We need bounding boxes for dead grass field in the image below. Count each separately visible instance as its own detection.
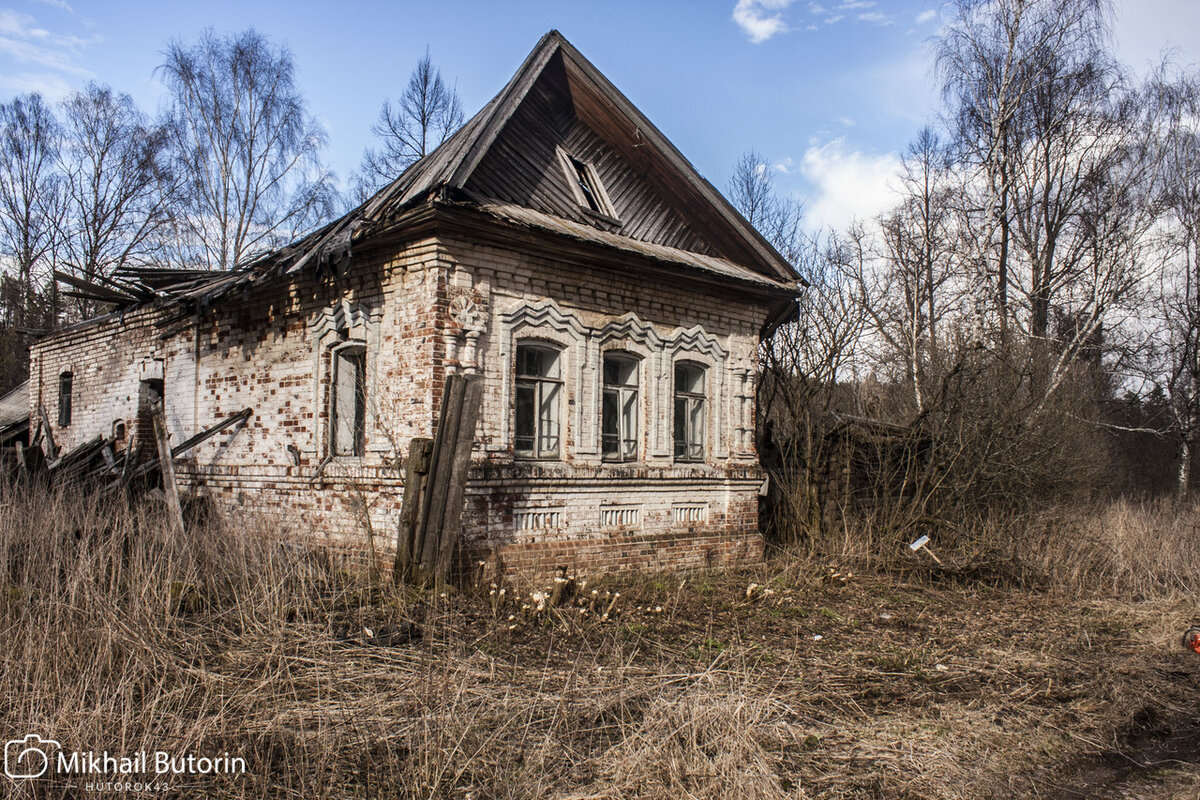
[2,486,1199,799]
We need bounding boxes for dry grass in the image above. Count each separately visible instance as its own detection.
[1,484,1199,798]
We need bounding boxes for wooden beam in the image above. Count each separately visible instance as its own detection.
[151,406,185,535]
[393,437,433,586]
[434,374,483,586]
[37,404,57,461]
[416,374,467,581]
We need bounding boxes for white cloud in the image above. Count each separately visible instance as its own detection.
[858,11,893,25]
[773,156,799,174]
[0,70,72,99]
[33,0,74,12]
[733,0,796,43]
[0,9,94,96]
[915,9,937,24]
[1111,0,1200,75]
[799,138,902,232]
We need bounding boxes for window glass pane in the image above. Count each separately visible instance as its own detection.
[688,397,705,459]
[539,382,560,455]
[604,355,637,387]
[674,395,688,458]
[675,363,704,394]
[515,383,535,455]
[602,389,618,456]
[333,349,364,456]
[517,345,560,379]
[621,390,638,457]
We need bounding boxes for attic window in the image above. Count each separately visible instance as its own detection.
[557,147,617,221]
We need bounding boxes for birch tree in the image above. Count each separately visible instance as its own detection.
[160,28,335,270]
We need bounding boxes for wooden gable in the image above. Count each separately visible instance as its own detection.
[464,53,718,256]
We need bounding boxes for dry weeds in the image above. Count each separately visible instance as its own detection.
[1,485,1198,798]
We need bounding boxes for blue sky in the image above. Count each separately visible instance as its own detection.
[1,0,1198,232]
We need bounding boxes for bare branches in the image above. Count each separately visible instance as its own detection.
[56,84,179,318]
[159,28,335,270]
[355,49,464,201]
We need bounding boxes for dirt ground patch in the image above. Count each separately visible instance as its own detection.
[410,558,1200,798]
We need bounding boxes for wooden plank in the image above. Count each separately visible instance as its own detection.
[433,374,484,586]
[393,437,433,585]
[119,432,137,489]
[151,406,185,535]
[416,374,467,579]
[168,408,252,459]
[37,404,57,461]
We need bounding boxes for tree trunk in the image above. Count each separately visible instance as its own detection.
[1178,434,1192,503]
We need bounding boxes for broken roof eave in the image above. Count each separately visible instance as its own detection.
[409,198,800,300]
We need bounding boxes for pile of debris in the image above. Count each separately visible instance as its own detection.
[1,391,251,530]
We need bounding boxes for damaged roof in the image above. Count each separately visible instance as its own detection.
[59,30,800,319]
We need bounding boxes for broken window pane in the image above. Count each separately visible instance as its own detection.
[58,371,72,428]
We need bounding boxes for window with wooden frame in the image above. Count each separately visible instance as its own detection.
[673,361,706,462]
[515,343,562,459]
[330,344,366,458]
[58,371,72,428]
[557,147,618,221]
[602,353,639,461]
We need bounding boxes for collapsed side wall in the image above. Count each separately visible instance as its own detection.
[29,237,443,544]
[175,238,442,541]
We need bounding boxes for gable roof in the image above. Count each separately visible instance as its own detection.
[59,31,800,321]
[359,30,799,283]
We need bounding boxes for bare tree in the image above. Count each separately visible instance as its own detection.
[759,231,867,542]
[727,150,806,265]
[355,49,464,200]
[57,84,177,318]
[938,0,1110,337]
[160,28,335,270]
[870,128,959,412]
[0,93,62,328]
[1148,66,1200,498]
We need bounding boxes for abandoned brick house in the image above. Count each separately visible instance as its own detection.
[27,31,801,575]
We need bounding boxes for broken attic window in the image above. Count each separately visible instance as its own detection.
[570,156,602,213]
[331,345,366,458]
[558,148,617,220]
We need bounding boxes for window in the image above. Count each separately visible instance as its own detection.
[515,344,562,459]
[330,345,366,457]
[602,353,638,461]
[557,147,617,220]
[673,362,706,462]
[58,371,72,428]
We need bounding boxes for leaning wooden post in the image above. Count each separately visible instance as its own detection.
[415,373,467,585]
[37,404,58,461]
[394,437,433,585]
[434,374,484,587]
[151,405,186,535]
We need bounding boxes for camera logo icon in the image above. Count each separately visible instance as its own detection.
[5,734,60,779]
